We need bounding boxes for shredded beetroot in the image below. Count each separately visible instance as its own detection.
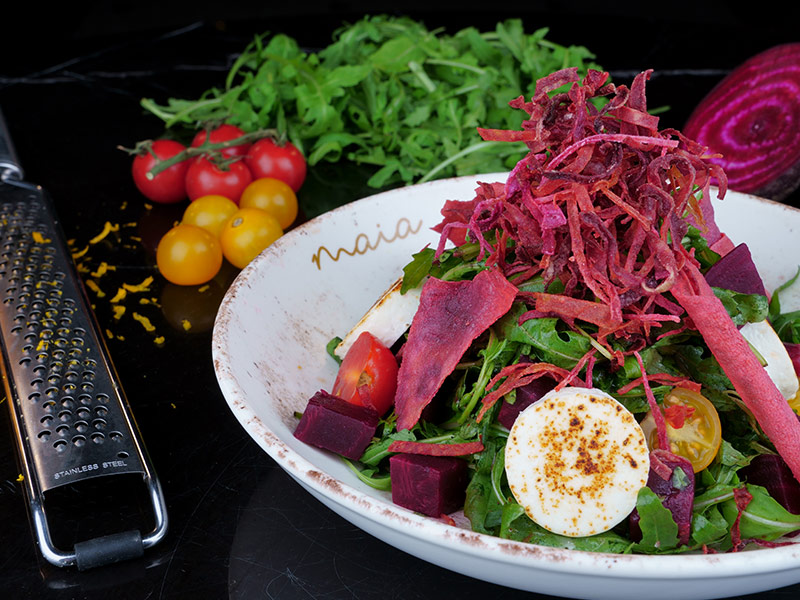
[634,351,669,451]
[730,486,755,552]
[394,268,518,431]
[436,68,726,350]
[478,361,570,421]
[616,374,702,396]
[388,439,484,456]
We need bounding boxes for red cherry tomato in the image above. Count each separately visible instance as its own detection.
[185,157,253,202]
[191,124,251,158]
[245,138,307,192]
[332,332,398,416]
[131,139,190,204]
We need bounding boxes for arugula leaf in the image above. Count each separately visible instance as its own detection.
[632,487,680,553]
[711,287,769,326]
[720,484,800,540]
[769,266,800,343]
[682,225,721,270]
[140,15,605,197]
[502,512,632,553]
[506,317,592,369]
[401,248,435,293]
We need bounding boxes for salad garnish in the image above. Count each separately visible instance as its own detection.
[295,67,800,554]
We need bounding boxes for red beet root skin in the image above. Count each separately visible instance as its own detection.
[684,43,800,201]
[389,453,468,517]
[293,390,379,460]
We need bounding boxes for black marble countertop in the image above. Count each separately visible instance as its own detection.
[1,5,800,599]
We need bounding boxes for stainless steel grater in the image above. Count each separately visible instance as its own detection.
[0,108,167,570]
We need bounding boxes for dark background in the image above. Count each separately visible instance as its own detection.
[1,2,800,599]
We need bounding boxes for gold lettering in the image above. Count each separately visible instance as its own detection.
[311,218,423,270]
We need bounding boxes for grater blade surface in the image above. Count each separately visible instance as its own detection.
[0,181,146,491]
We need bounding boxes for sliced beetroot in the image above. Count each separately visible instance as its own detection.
[741,454,800,515]
[630,449,695,546]
[672,266,800,484]
[704,243,767,297]
[394,268,518,431]
[684,43,800,201]
[497,374,556,429]
[293,390,379,460]
[785,342,800,377]
[389,453,468,517]
[387,439,484,456]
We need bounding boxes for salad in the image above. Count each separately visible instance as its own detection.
[294,67,800,554]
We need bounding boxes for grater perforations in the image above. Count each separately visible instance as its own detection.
[0,195,146,491]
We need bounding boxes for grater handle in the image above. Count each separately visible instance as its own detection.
[74,531,143,571]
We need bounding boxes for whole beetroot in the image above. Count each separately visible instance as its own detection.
[684,43,800,201]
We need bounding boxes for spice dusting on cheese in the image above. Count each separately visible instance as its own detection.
[505,387,649,537]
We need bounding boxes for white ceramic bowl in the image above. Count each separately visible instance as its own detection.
[212,174,800,600]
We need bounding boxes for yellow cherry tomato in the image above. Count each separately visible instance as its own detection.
[182,194,238,237]
[639,387,722,473]
[220,208,283,269]
[239,177,298,229]
[789,382,800,415]
[156,224,222,286]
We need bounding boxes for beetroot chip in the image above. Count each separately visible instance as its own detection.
[389,453,468,517]
[294,390,379,460]
[394,268,518,431]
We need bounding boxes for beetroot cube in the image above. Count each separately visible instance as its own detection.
[389,453,468,517]
[293,390,379,460]
[497,376,555,429]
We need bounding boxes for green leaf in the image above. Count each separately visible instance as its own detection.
[720,484,800,540]
[769,266,800,343]
[711,287,769,327]
[691,506,730,546]
[633,487,680,552]
[506,317,592,369]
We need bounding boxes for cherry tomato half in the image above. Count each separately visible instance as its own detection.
[332,331,398,416]
[182,194,238,237]
[191,124,250,158]
[245,138,306,192]
[156,224,222,286]
[239,177,298,229]
[219,208,283,269]
[640,387,722,473]
[185,157,253,202]
[131,139,190,204]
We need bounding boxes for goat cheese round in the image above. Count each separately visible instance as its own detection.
[504,386,650,537]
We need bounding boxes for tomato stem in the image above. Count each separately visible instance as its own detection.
[122,129,283,180]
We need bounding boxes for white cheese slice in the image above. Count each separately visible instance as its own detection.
[334,277,421,359]
[504,387,650,538]
[740,320,799,400]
